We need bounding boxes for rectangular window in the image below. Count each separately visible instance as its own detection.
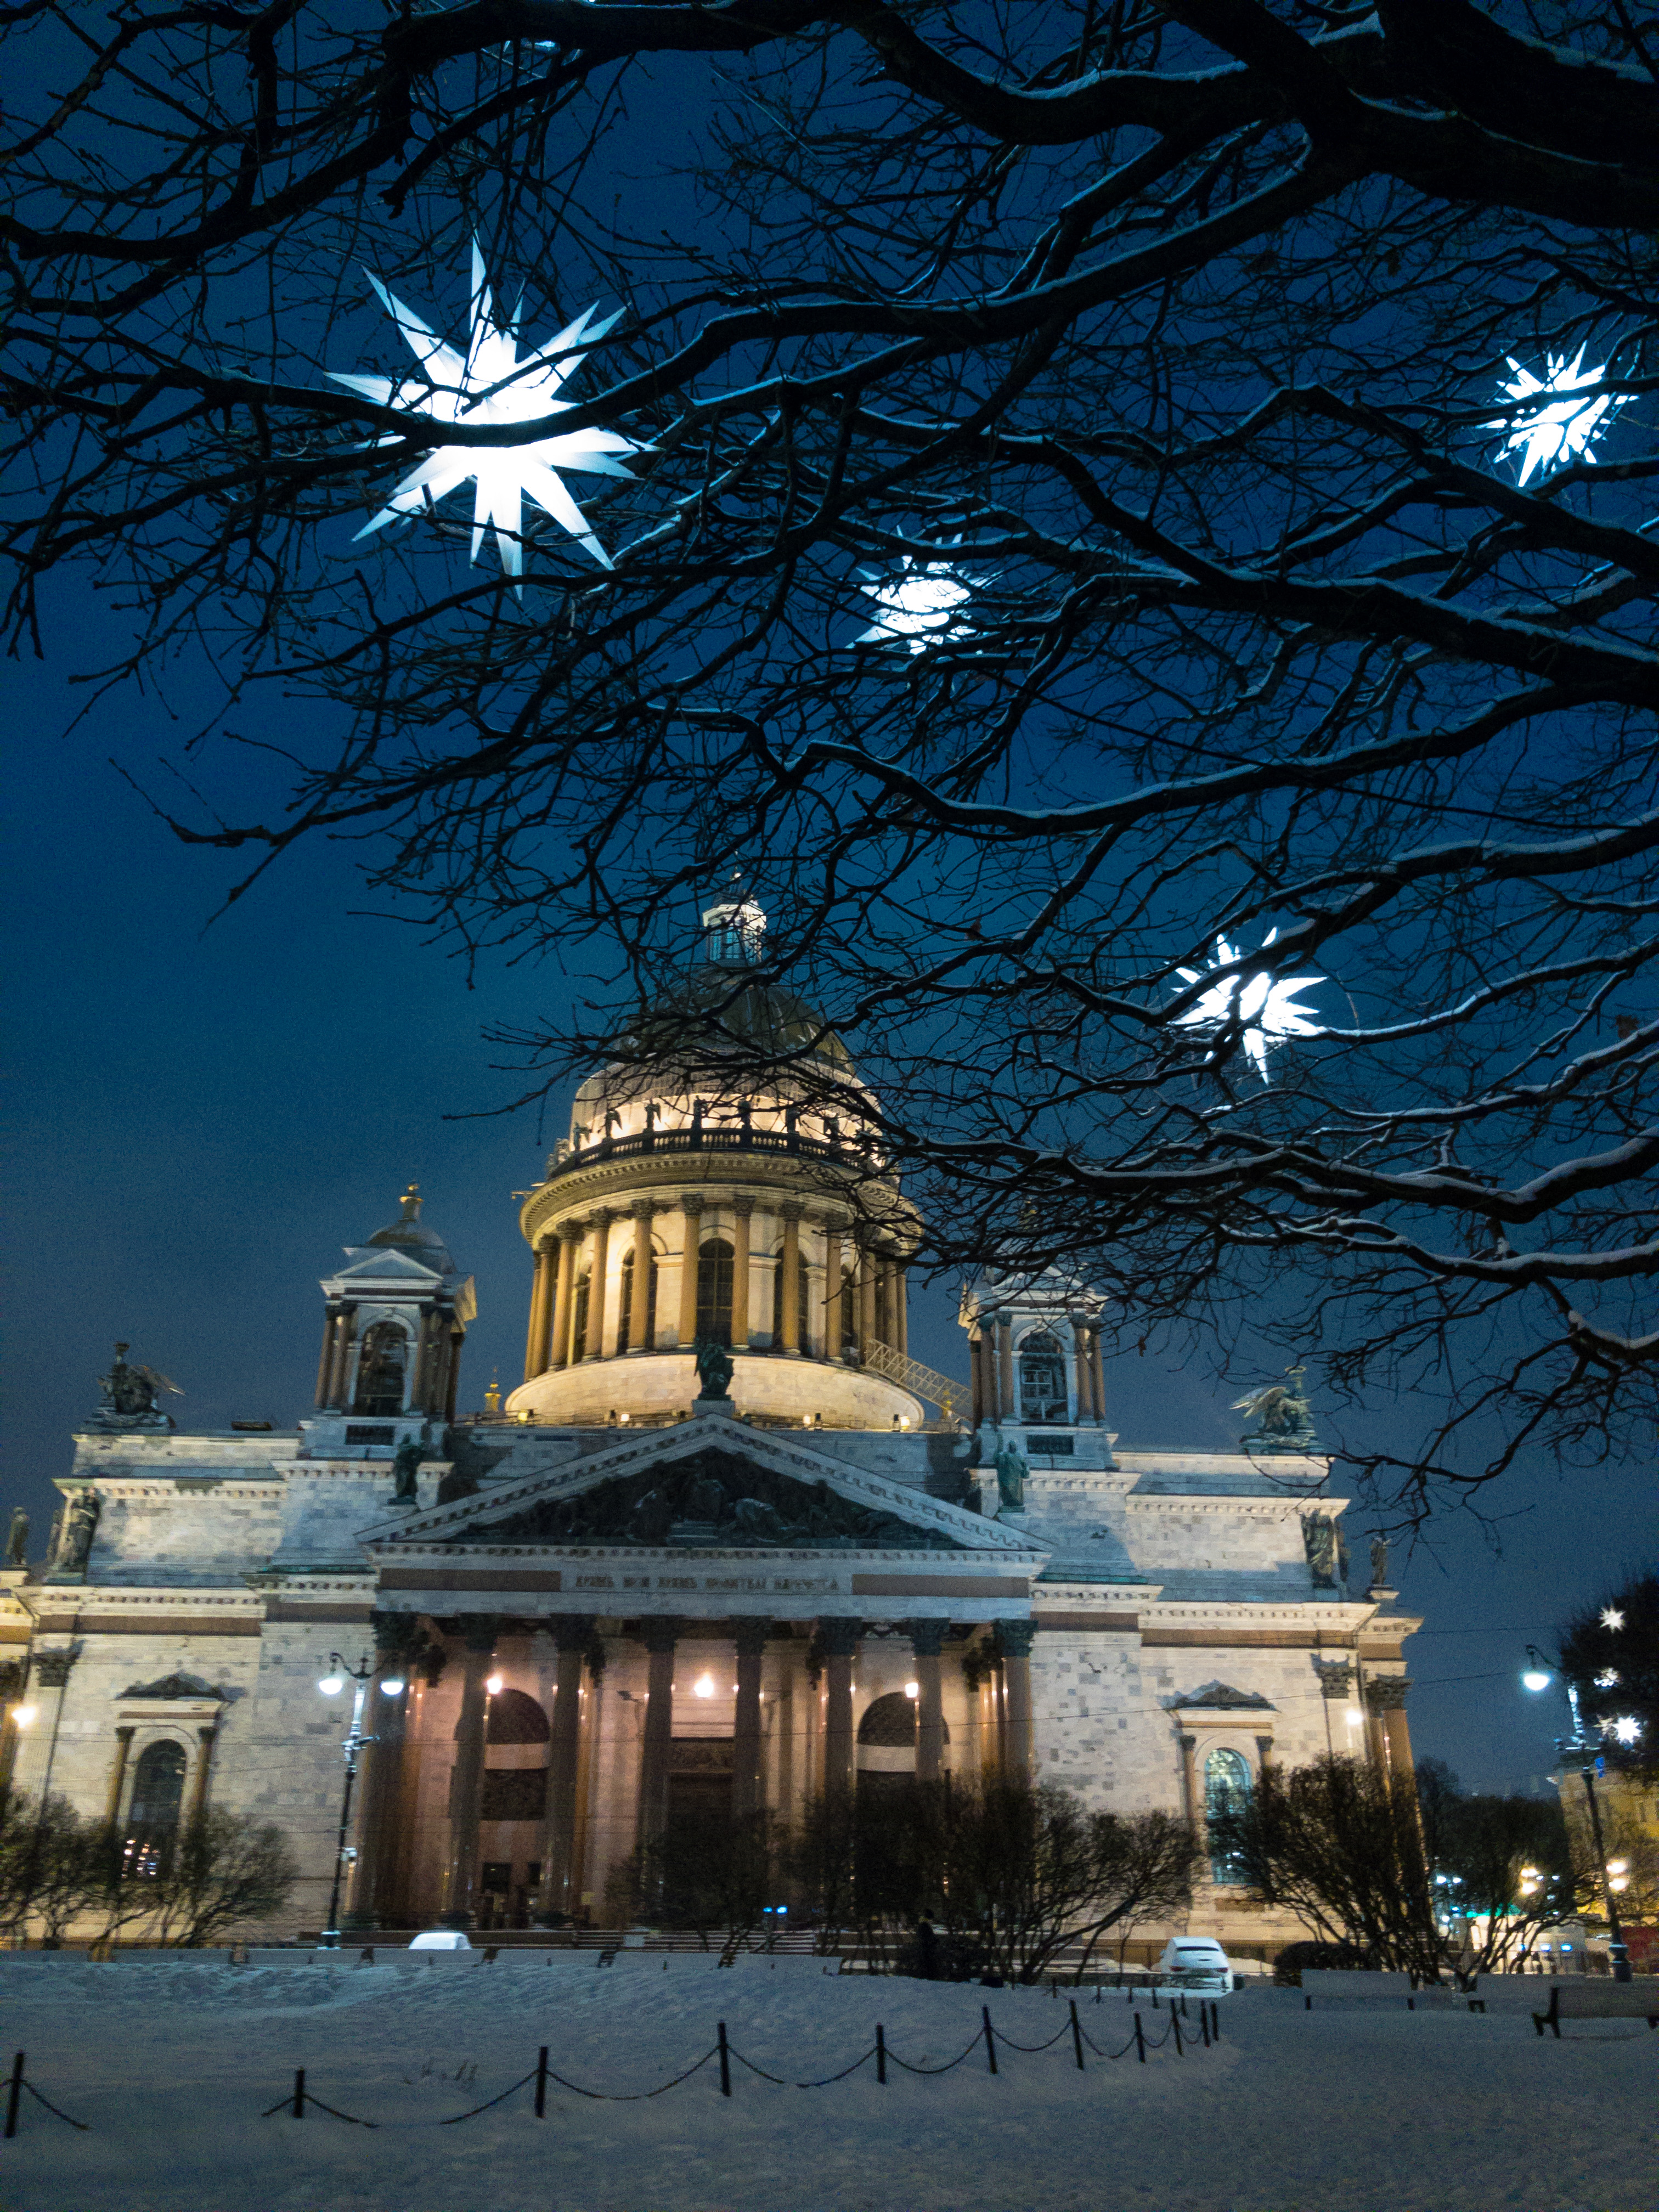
[1025,1432,1076,1455]
[479,1770,548,1822]
[345,1424,395,1445]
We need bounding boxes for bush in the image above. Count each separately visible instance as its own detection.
[1272,1939,1371,1988]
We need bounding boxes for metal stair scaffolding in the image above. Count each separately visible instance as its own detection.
[864,1340,967,1425]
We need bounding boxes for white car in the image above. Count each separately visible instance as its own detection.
[1156,1937,1233,1990]
[408,1929,473,1951]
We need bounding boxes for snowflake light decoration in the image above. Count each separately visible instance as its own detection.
[1600,1714,1644,1746]
[1595,1668,1622,1689]
[330,241,644,584]
[1487,347,1624,486]
[1173,928,1323,1081]
[1601,1606,1626,1631]
[857,555,976,653]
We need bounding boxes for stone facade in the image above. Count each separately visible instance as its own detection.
[0,911,1420,1955]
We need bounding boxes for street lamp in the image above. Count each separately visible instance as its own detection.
[315,1651,382,1950]
[1521,1646,1632,1982]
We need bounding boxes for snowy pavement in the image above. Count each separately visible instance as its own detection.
[0,1953,1652,2211]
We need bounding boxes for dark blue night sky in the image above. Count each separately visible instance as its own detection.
[4,571,1653,1797]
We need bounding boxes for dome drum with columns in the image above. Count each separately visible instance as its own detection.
[0,893,1420,1958]
[509,894,923,1431]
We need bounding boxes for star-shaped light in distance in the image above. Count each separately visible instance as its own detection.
[1487,348,1624,486]
[1600,1714,1644,1746]
[1601,1606,1626,1630]
[857,555,976,653]
[1173,929,1323,1080]
[330,242,644,584]
[1595,1668,1622,1688]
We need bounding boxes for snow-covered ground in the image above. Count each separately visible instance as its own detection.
[0,1953,1652,2211]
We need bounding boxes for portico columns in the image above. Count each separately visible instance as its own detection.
[524,1238,555,1383]
[733,1620,769,1817]
[678,1195,704,1347]
[636,1618,679,1853]
[541,1617,594,1918]
[1073,1326,1094,1423]
[551,1226,581,1370]
[997,1319,1015,1426]
[442,1619,498,1928]
[1367,1677,1415,1792]
[356,1637,411,1929]
[859,1249,877,1357]
[909,1622,946,1784]
[1090,1330,1107,1426]
[780,1206,803,1353]
[821,1619,859,1805]
[585,1212,613,1358]
[997,1621,1036,1780]
[731,1199,754,1348]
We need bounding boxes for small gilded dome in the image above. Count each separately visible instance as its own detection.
[366,1184,458,1274]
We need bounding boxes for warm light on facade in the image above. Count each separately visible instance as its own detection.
[486,1674,504,1695]
[12,1703,37,1728]
[693,1673,716,1699]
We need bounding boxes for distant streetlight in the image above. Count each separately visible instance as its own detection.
[1522,1644,1631,1982]
[315,1651,379,1950]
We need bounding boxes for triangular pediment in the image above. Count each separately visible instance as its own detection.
[331,1245,447,1286]
[362,1419,1041,1559]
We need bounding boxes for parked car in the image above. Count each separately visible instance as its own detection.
[1156,1937,1233,1990]
[408,1929,472,1950]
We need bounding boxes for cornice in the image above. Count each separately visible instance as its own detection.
[1122,1494,1350,1517]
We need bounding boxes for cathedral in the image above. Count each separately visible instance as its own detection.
[0,894,1419,1956]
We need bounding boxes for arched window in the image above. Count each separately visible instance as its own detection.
[354,1322,408,1416]
[1017,1331,1068,1424]
[126,1739,188,1870]
[486,1688,551,1745]
[1204,1747,1251,1885]
[571,1269,591,1361]
[771,1250,811,1351]
[616,1248,659,1355]
[697,1238,735,1346]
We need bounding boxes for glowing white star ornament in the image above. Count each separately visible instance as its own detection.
[1595,1668,1621,1689]
[1601,1606,1626,1631]
[330,242,644,584]
[857,556,975,652]
[1487,348,1624,486]
[1173,929,1323,1080]
[1601,1714,1644,1746]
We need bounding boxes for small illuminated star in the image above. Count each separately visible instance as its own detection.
[1594,1668,1621,1689]
[330,241,645,585]
[1601,1606,1626,1631]
[1173,929,1323,1080]
[1487,348,1623,486]
[857,556,975,652]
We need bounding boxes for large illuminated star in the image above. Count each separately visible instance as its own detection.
[330,242,644,583]
[1487,348,1624,486]
[1173,929,1323,1081]
[857,556,975,652]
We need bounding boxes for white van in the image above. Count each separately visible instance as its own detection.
[408,1929,473,1951]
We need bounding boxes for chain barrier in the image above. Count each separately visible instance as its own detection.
[259,2070,378,2126]
[3,2054,90,2138]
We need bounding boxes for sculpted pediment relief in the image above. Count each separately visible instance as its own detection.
[448,1447,966,1553]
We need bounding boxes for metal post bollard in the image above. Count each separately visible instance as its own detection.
[1069,2001,1085,2070]
[981,2005,997,2075]
[1172,2013,1183,2058]
[534,2046,549,2118]
[1210,2001,1221,2041]
[876,2024,887,2085]
[4,2053,24,2140]
[292,2068,306,2119]
[1133,2013,1146,2063]
[1200,2006,1211,2047]
[717,2022,731,2097]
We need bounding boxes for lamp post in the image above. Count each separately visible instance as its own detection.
[315,1651,390,1950]
[1522,1646,1632,1983]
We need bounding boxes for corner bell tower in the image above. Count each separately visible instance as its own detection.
[308,1185,477,1448]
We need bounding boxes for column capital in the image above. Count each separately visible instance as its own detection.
[557,1218,586,1244]
[587,1206,614,1229]
[1313,1658,1354,1699]
[731,1194,756,1217]
[629,1197,657,1220]
[733,1618,772,1657]
[906,1620,947,1658]
[679,1192,706,1216]
[32,1646,78,1690]
[640,1616,682,1655]
[818,1617,862,1658]
[114,1722,136,1742]
[995,1619,1037,1660]
[1365,1675,1412,1713]
[553,1614,597,1652]
[778,1199,806,1222]
[460,1616,500,1656]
